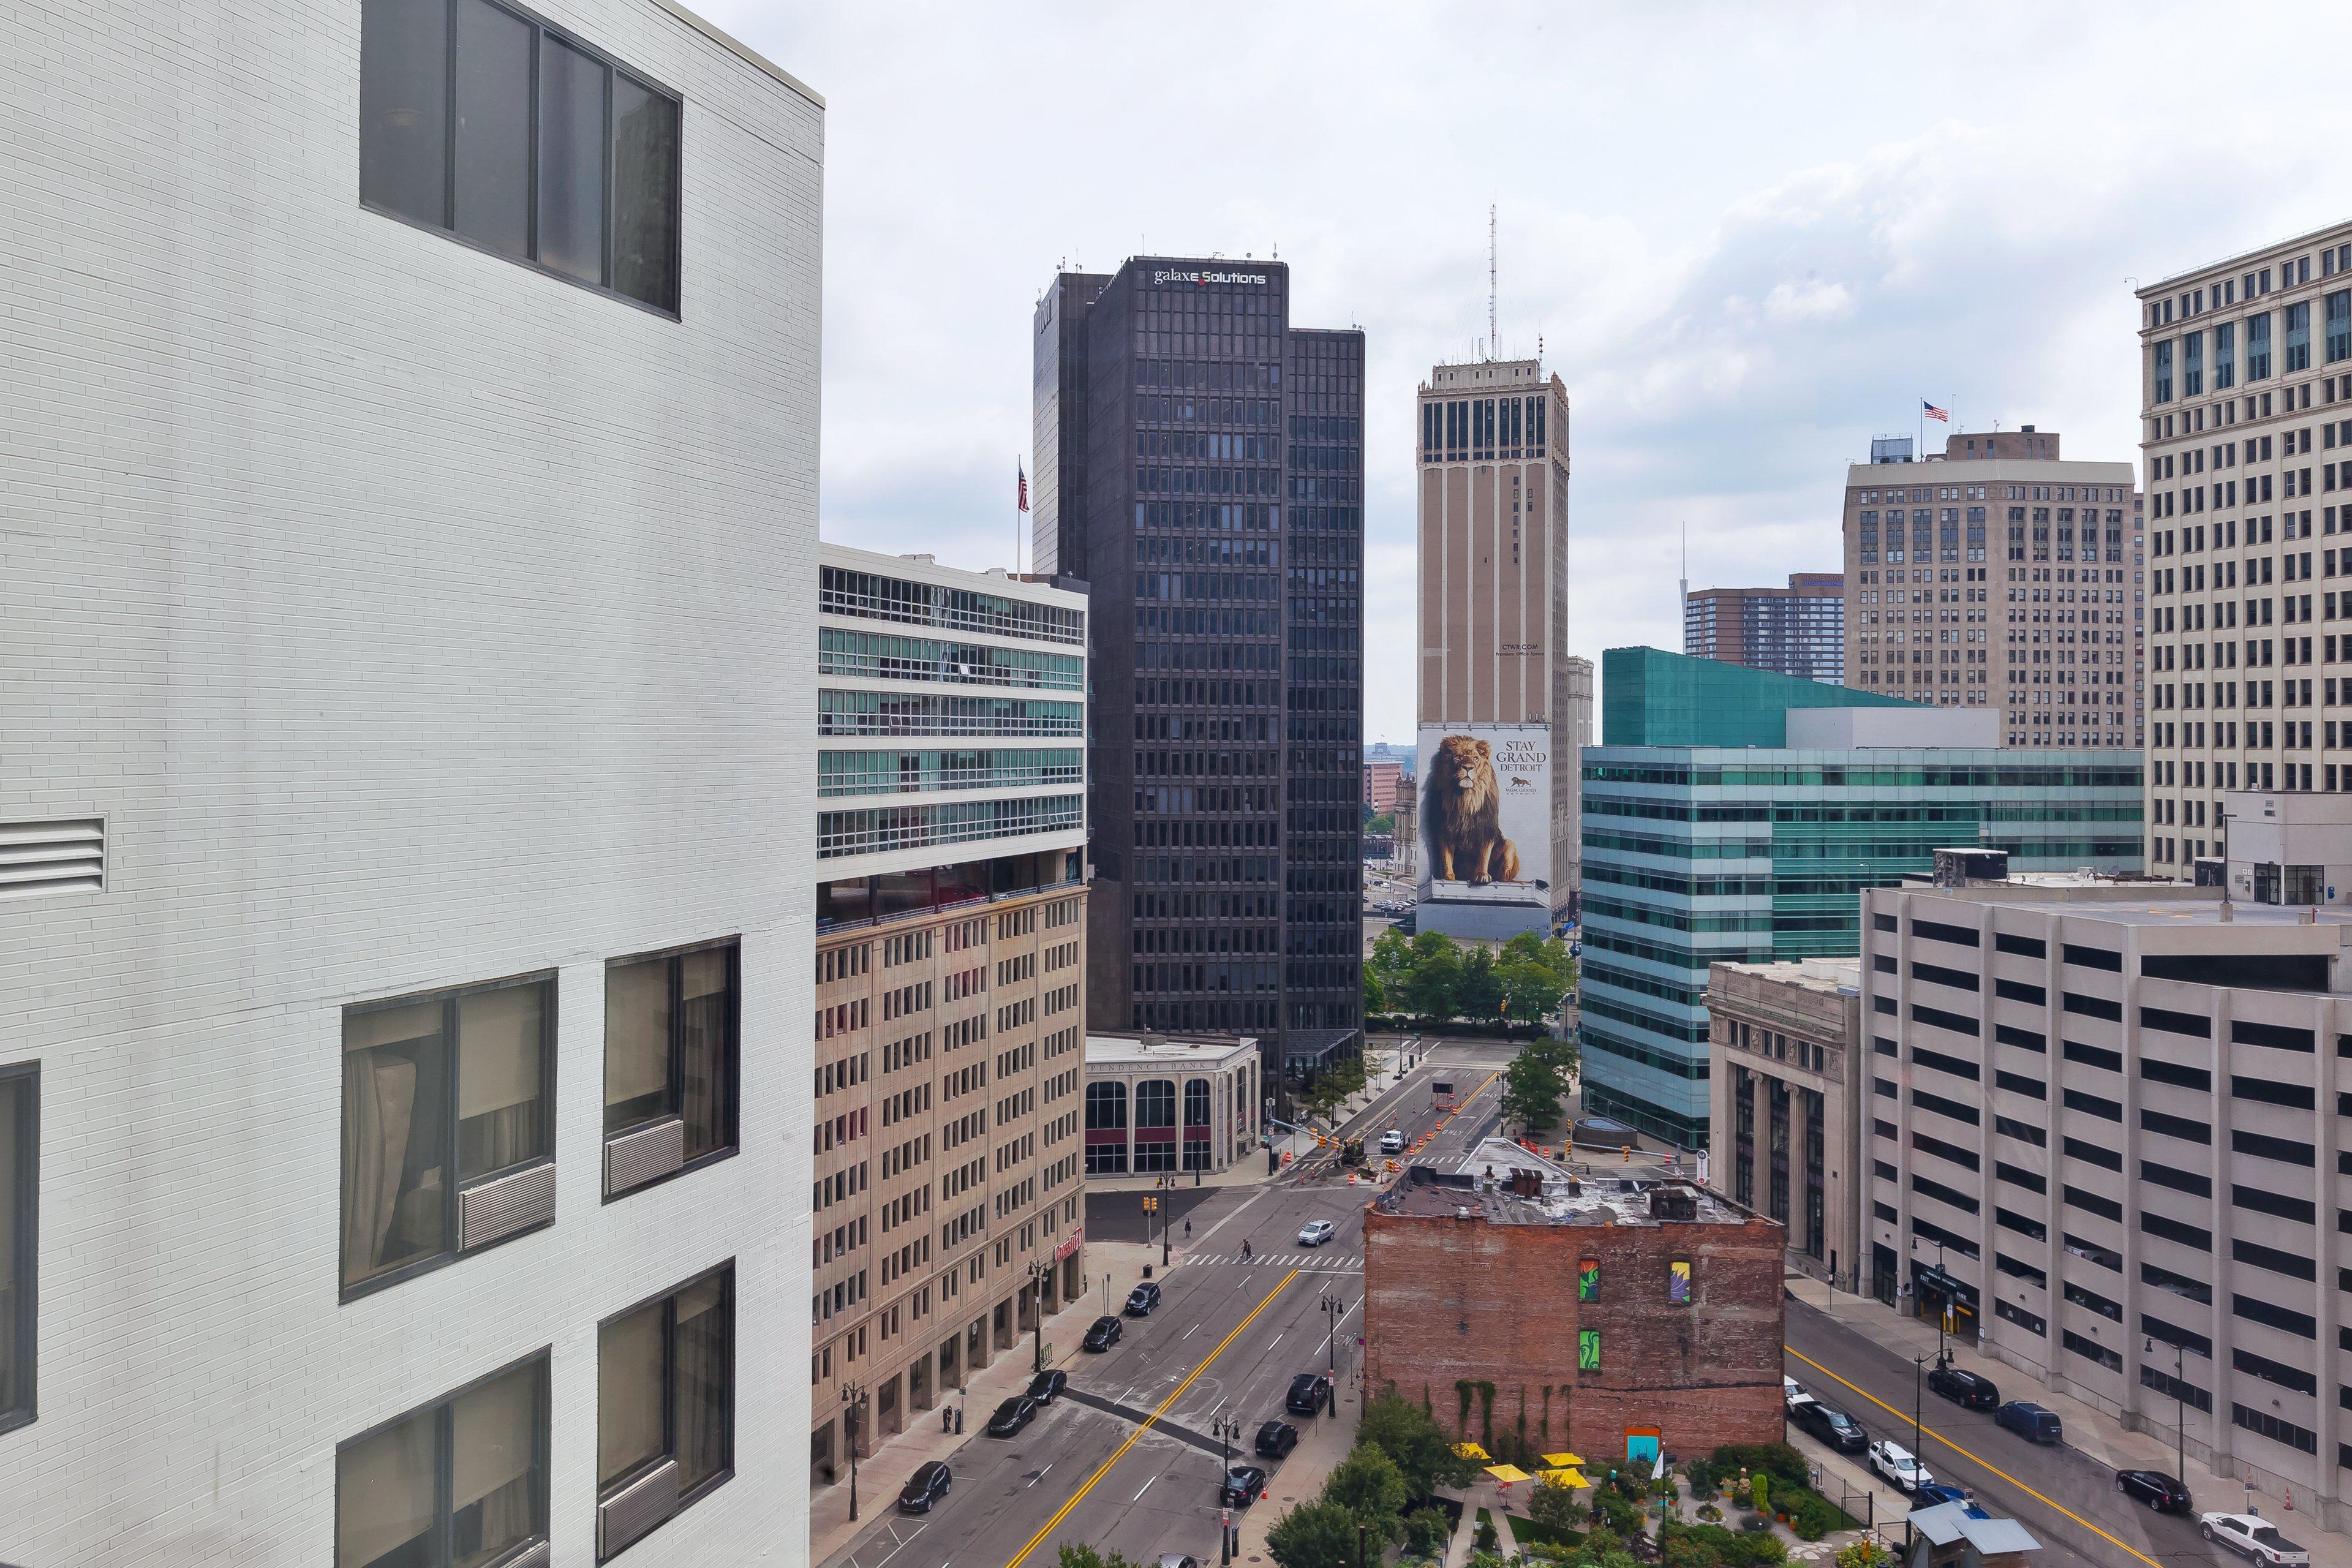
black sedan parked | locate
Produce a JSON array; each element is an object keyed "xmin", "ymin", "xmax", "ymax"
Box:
[
  {"xmin": 1286, "ymin": 1373, "xmax": 1333, "ymax": 1416},
  {"xmin": 1255, "ymin": 1420, "xmax": 1299, "ymax": 1460},
  {"xmin": 1125, "ymin": 1281, "xmax": 1162, "ymax": 1317},
  {"xmin": 1082, "ymin": 1315, "xmax": 1123, "ymax": 1352},
  {"xmin": 985, "ymin": 1395, "xmax": 1038, "ymax": 1438},
  {"xmin": 897, "ymin": 1461, "xmax": 952, "ymax": 1515},
  {"xmin": 2116, "ymin": 1469, "xmax": 2193, "ymax": 1513},
  {"xmin": 1793, "ymin": 1399, "xmax": 1867, "ymax": 1453},
  {"xmin": 1027, "ymin": 1369, "xmax": 1068, "ymax": 1405},
  {"xmin": 1928, "ymin": 1365, "xmax": 2000, "ymax": 1409},
  {"xmin": 1221, "ymin": 1464, "xmax": 1270, "ymax": 1508}
]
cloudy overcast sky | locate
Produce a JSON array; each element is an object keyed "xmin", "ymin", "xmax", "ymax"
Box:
[{"xmin": 699, "ymin": 0, "xmax": 2352, "ymax": 745}]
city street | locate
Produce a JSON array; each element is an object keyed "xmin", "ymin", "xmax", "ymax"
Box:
[
  {"xmin": 816, "ymin": 1040, "xmax": 1515, "ymax": 1568},
  {"xmin": 1785, "ymin": 1298, "xmax": 2242, "ymax": 1568}
]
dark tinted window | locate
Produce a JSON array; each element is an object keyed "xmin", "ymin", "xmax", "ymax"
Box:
[
  {"xmin": 452, "ymin": 0, "xmax": 532, "ymax": 256},
  {"xmin": 359, "ymin": 0, "xmax": 448, "ymax": 224}
]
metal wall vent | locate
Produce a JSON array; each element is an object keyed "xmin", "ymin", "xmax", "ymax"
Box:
[
  {"xmin": 605, "ymin": 1116, "xmax": 687, "ymax": 1196},
  {"xmin": 459, "ymin": 1162, "xmax": 556, "ymax": 1250},
  {"xmin": 0, "ymin": 817, "xmax": 104, "ymax": 901},
  {"xmin": 597, "ymin": 1458, "xmax": 679, "ymax": 1558}
]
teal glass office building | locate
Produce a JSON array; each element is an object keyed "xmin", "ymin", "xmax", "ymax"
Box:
[{"xmin": 1581, "ymin": 650, "xmax": 2143, "ymax": 1147}]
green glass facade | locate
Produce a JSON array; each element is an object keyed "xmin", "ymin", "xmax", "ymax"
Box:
[
  {"xmin": 1602, "ymin": 644, "xmax": 1919, "ymax": 748},
  {"xmin": 1580, "ymin": 745, "xmax": 2143, "ymax": 1147}
]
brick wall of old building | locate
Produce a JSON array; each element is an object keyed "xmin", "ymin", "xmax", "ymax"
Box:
[{"xmin": 1361, "ymin": 1202, "xmax": 1785, "ymax": 1461}]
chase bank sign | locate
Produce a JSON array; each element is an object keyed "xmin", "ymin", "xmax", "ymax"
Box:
[{"xmin": 1152, "ymin": 268, "xmax": 1269, "ymax": 287}]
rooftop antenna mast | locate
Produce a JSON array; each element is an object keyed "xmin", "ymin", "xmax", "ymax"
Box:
[
  {"xmin": 1678, "ymin": 522, "xmax": 1688, "ymax": 649},
  {"xmin": 1488, "ymin": 204, "xmax": 1498, "ymax": 358}
]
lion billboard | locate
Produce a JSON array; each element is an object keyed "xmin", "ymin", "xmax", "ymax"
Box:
[{"xmin": 1414, "ymin": 723, "xmax": 1551, "ymax": 937}]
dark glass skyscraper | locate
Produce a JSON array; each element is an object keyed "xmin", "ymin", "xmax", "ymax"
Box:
[{"xmin": 1034, "ymin": 257, "xmax": 1364, "ymax": 1096}]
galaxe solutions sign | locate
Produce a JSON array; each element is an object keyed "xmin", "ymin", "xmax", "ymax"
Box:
[{"xmin": 1152, "ymin": 268, "xmax": 1269, "ymax": 287}]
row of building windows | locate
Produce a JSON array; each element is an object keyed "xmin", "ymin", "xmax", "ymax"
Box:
[{"xmin": 818, "ymin": 566, "xmax": 1084, "ymax": 646}]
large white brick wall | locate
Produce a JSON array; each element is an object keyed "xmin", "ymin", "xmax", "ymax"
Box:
[{"xmin": 0, "ymin": 2, "xmax": 821, "ymax": 1562}]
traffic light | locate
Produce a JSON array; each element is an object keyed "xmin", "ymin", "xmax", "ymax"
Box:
[{"xmin": 1143, "ymin": 1196, "xmax": 1158, "ymax": 1214}]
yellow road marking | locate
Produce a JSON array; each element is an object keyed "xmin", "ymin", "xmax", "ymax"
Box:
[
  {"xmin": 1784, "ymin": 1345, "xmax": 2162, "ymax": 1568},
  {"xmin": 1003, "ymin": 1268, "xmax": 1302, "ymax": 1568}
]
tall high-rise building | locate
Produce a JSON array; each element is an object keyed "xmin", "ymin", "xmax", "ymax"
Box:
[
  {"xmin": 1581, "ymin": 649, "xmax": 2142, "ymax": 1147},
  {"xmin": 1414, "ymin": 357, "xmax": 1587, "ymax": 938},
  {"xmin": 1841, "ymin": 428, "xmax": 2144, "ymax": 748},
  {"xmin": 1033, "ymin": 257, "xmax": 1365, "ymax": 1095},
  {"xmin": 1684, "ymin": 573, "xmax": 1846, "ymax": 683},
  {"xmin": 0, "ymin": 3, "xmax": 822, "ymax": 1562},
  {"xmin": 2137, "ymin": 221, "xmax": 2352, "ymax": 880},
  {"xmin": 812, "ymin": 545, "xmax": 1090, "ymax": 1487}
]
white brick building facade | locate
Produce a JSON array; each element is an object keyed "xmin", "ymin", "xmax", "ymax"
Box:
[{"xmin": 0, "ymin": 2, "xmax": 821, "ymax": 1562}]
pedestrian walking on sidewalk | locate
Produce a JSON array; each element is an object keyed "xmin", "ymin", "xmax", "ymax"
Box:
[{"xmin": 1184, "ymin": 1218, "xmax": 1192, "ymax": 1240}]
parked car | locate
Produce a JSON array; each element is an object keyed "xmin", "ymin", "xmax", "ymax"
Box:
[
  {"xmin": 2201, "ymin": 1513, "xmax": 2310, "ymax": 1565},
  {"xmin": 1928, "ymin": 1365, "xmax": 2000, "ymax": 1409},
  {"xmin": 1380, "ymin": 1129, "xmax": 1406, "ymax": 1155},
  {"xmin": 1783, "ymin": 1376, "xmax": 1813, "ymax": 1415},
  {"xmin": 1158, "ymin": 1556, "xmax": 1202, "ymax": 1568},
  {"xmin": 984, "ymin": 1395, "xmax": 1038, "ymax": 1438},
  {"xmin": 1027, "ymin": 1369, "xmax": 1068, "ymax": 1405},
  {"xmin": 1297, "ymin": 1219, "xmax": 1336, "ymax": 1247},
  {"xmin": 1793, "ymin": 1399, "xmax": 1866, "ymax": 1453},
  {"xmin": 2117, "ymin": 1470, "xmax": 2192, "ymax": 1513},
  {"xmin": 1868, "ymin": 1439, "xmax": 1933, "ymax": 1493},
  {"xmin": 1221, "ymin": 1465, "xmax": 1270, "ymax": 1509},
  {"xmin": 1286, "ymin": 1373, "xmax": 1333, "ymax": 1415},
  {"xmin": 1995, "ymin": 1401, "xmax": 2062, "ymax": 1445},
  {"xmin": 1256, "ymin": 1419, "xmax": 1300, "ymax": 1460},
  {"xmin": 1125, "ymin": 1281, "xmax": 1162, "ymax": 1316},
  {"xmin": 1915, "ymin": 1484, "xmax": 1969, "ymax": 1507},
  {"xmin": 1082, "ymin": 1315, "xmax": 1123, "ymax": 1352},
  {"xmin": 897, "ymin": 1460, "xmax": 952, "ymax": 1515}
]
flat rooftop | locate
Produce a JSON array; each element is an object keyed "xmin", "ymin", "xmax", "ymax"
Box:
[
  {"xmin": 1714, "ymin": 958, "xmax": 1860, "ymax": 995},
  {"xmin": 1997, "ymin": 895, "xmax": 2352, "ymax": 930},
  {"xmin": 1379, "ymin": 1136, "xmax": 1750, "ymax": 1227},
  {"xmin": 1085, "ymin": 1031, "xmax": 1260, "ymax": 1066}
]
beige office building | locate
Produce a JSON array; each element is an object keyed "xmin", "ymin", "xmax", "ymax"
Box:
[
  {"xmin": 2137, "ymin": 219, "xmax": 2352, "ymax": 878},
  {"xmin": 1415, "ymin": 357, "xmax": 1588, "ymax": 929},
  {"xmin": 1842, "ymin": 429, "xmax": 2143, "ymax": 749},
  {"xmin": 809, "ymin": 546, "xmax": 1091, "ymax": 1487},
  {"xmin": 1705, "ymin": 959, "xmax": 1864, "ymax": 1294},
  {"xmin": 1860, "ymin": 833, "xmax": 2352, "ymax": 1526}
]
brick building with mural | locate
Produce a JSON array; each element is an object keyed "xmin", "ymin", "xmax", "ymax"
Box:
[{"xmin": 1362, "ymin": 1137, "xmax": 1785, "ymax": 1463}]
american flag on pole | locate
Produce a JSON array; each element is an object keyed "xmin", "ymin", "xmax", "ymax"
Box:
[
  {"xmin": 1922, "ymin": 399, "xmax": 1950, "ymax": 423},
  {"xmin": 1017, "ymin": 462, "xmax": 1030, "ymax": 513}
]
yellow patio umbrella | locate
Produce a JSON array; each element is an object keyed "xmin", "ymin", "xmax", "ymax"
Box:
[
  {"xmin": 1541, "ymin": 1452, "xmax": 1587, "ymax": 1467},
  {"xmin": 1539, "ymin": 1466, "xmax": 1591, "ymax": 1490},
  {"xmin": 1485, "ymin": 1463, "xmax": 1533, "ymax": 1485},
  {"xmin": 1454, "ymin": 1441, "xmax": 1490, "ymax": 1460}
]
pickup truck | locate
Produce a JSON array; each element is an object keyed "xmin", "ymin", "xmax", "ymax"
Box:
[{"xmin": 2201, "ymin": 1513, "xmax": 2311, "ymax": 1566}]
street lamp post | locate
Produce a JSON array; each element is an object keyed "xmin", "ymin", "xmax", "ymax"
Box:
[
  {"xmin": 842, "ymin": 1381, "xmax": 869, "ymax": 1522},
  {"xmin": 1321, "ymin": 1292, "xmax": 1346, "ymax": 1412},
  {"xmin": 2147, "ymin": 1336, "xmax": 2188, "ymax": 1487},
  {"xmin": 1913, "ymin": 1352, "xmax": 1928, "ymax": 1466},
  {"xmin": 1028, "ymin": 1260, "xmax": 1050, "ymax": 1374},
  {"xmin": 1213, "ymin": 1413, "xmax": 1244, "ymax": 1566}
]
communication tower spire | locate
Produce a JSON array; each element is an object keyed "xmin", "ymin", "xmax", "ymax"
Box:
[{"xmin": 1488, "ymin": 204, "xmax": 1498, "ymax": 357}]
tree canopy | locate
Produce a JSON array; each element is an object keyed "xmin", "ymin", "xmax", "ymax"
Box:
[{"xmin": 1368, "ymin": 928, "xmax": 1576, "ymax": 1028}]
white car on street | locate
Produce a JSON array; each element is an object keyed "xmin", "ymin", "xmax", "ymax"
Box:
[
  {"xmin": 1784, "ymin": 1376, "xmax": 1813, "ymax": 1415},
  {"xmin": 2200, "ymin": 1514, "xmax": 2310, "ymax": 1566},
  {"xmin": 1867, "ymin": 1439, "xmax": 1932, "ymax": 1493},
  {"xmin": 1379, "ymin": 1129, "xmax": 1406, "ymax": 1155},
  {"xmin": 1297, "ymin": 1219, "xmax": 1336, "ymax": 1247}
]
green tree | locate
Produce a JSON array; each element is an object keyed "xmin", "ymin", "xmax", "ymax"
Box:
[
  {"xmin": 1057, "ymin": 1549, "xmax": 1147, "ymax": 1568},
  {"xmin": 1749, "ymin": 1474, "xmax": 1770, "ymax": 1515},
  {"xmin": 1363, "ymin": 963, "xmax": 1389, "ymax": 1017},
  {"xmin": 1267, "ymin": 1499, "xmax": 1362, "ymax": 1568},
  {"xmin": 1835, "ymin": 1542, "xmax": 1892, "ymax": 1568},
  {"xmin": 1368, "ymin": 812, "xmax": 1395, "ymax": 835},
  {"xmin": 1400, "ymin": 932, "xmax": 1463, "ymax": 1023},
  {"xmin": 1457, "ymin": 944, "xmax": 1504, "ymax": 1023},
  {"xmin": 1528, "ymin": 1473, "xmax": 1590, "ymax": 1534},
  {"xmin": 1358, "ymin": 1391, "xmax": 1478, "ymax": 1501},
  {"xmin": 1324, "ymin": 1441, "xmax": 1411, "ymax": 1544},
  {"xmin": 1403, "ymin": 1506, "xmax": 1452, "ymax": 1559},
  {"xmin": 1501, "ymin": 1046, "xmax": 1567, "ymax": 1133}
]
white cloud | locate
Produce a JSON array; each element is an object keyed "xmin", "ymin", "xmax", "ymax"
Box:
[{"xmin": 693, "ymin": 0, "xmax": 2352, "ymax": 741}]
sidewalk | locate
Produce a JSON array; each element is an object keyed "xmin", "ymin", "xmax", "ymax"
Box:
[
  {"xmin": 1789, "ymin": 1272, "xmax": 2352, "ymax": 1567},
  {"xmin": 807, "ymin": 1240, "xmax": 1172, "ymax": 1564},
  {"xmin": 1231, "ymin": 1361, "xmax": 1368, "ymax": 1561}
]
